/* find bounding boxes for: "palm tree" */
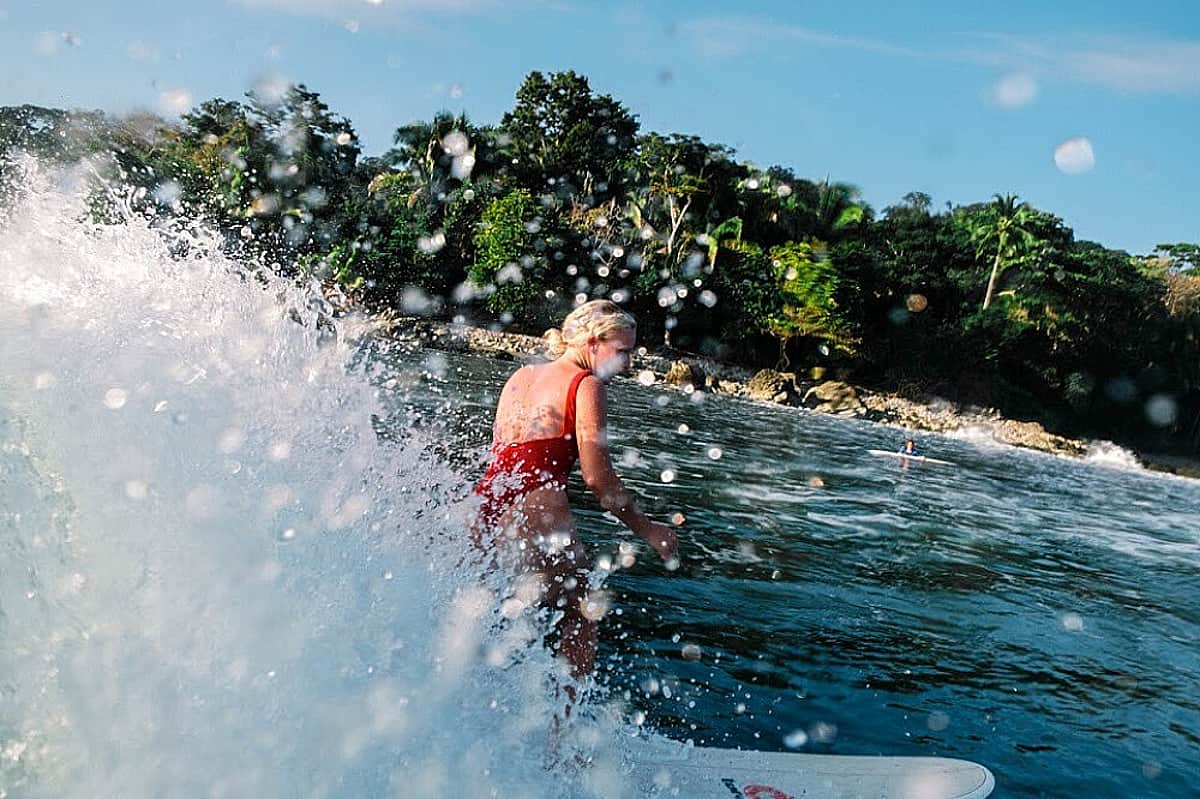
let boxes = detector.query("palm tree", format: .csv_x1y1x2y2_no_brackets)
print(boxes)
808,178,867,240
385,111,495,186
969,193,1039,310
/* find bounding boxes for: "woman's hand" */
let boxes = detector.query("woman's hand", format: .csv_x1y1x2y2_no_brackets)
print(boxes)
640,521,679,563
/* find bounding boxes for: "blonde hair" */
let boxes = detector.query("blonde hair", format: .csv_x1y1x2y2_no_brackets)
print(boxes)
543,300,636,357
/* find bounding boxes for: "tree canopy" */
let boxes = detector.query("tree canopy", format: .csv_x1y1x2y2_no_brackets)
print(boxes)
3,71,1198,453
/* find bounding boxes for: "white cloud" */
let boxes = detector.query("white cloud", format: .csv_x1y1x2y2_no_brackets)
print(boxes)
1061,39,1200,92
231,0,498,20
965,33,1200,94
678,18,1200,96
679,17,919,60
1054,137,1095,174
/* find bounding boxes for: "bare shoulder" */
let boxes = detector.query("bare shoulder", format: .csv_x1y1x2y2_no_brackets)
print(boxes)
575,373,608,412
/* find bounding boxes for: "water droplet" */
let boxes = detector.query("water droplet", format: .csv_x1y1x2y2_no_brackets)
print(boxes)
580,590,611,621
992,73,1038,109
159,88,192,115
681,643,702,660
103,388,128,409
706,447,723,460
660,469,676,483
1054,137,1095,174
809,721,838,743
251,73,289,106
185,484,220,520
416,231,446,255
218,428,244,454
1144,394,1177,427
784,729,808,748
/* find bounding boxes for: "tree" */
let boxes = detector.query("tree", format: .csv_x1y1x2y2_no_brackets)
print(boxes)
471,188,549,318
966,194,1040,310
763,240,852,364
499,70,638,206
900,191,933,214
628,133,743,264
243,84,361,252
809,178,869,240
1153,242,1200,273
385,111,498,200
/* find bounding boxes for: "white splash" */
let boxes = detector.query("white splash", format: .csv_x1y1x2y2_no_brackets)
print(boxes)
1084,440,1144,471
0,163,626,798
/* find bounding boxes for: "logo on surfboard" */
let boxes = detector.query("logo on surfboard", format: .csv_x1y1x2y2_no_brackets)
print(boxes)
721,778,795,799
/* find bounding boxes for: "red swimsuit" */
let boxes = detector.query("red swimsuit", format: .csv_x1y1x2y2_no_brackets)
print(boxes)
473,369,592,535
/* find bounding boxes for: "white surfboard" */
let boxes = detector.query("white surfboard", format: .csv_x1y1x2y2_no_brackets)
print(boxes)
868,449,955,466
622,735,994,799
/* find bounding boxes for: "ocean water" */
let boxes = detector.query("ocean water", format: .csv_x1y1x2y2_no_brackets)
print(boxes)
406,354,1200,799
3,169,1199,798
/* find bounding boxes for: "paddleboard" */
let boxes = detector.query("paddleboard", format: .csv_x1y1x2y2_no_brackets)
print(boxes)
868,449,955,466
622,735,994,798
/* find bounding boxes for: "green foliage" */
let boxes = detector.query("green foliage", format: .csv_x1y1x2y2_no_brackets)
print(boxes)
962,194,1042,310
764,240,853,360
298,241,365,290
5,69,1199,452
1154,242,1200,273
471,188,545,317
500,70,639,204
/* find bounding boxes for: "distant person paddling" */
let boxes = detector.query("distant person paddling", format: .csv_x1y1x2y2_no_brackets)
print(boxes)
472,300,679,682
897,438,924,458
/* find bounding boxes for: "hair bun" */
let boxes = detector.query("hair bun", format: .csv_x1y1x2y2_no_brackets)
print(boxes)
542,327,567,356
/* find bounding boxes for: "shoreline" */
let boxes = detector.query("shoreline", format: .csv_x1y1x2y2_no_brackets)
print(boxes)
376,315,1200,480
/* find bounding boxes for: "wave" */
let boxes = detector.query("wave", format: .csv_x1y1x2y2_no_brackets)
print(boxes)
1082,440,1144,471
0,163,628,798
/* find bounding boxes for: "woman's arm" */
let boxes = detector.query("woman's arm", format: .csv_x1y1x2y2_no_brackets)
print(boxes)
575,376,678,561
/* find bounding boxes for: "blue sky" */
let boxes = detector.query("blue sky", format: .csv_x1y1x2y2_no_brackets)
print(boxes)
2,0,1197,254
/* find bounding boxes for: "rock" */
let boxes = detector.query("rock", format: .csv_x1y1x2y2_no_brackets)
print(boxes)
746,369,801,405
802,380,865,416
710,376,746,397
992,419,1086,456
665,360,705,388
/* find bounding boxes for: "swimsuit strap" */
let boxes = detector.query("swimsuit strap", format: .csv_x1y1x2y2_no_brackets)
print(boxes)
562,370,592,438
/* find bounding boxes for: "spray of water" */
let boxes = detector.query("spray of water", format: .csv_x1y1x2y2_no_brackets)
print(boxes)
1082,440,1144,471
0,162,630,798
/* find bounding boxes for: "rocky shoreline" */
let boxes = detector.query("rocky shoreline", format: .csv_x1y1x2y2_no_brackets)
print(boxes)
378,315,1199,478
